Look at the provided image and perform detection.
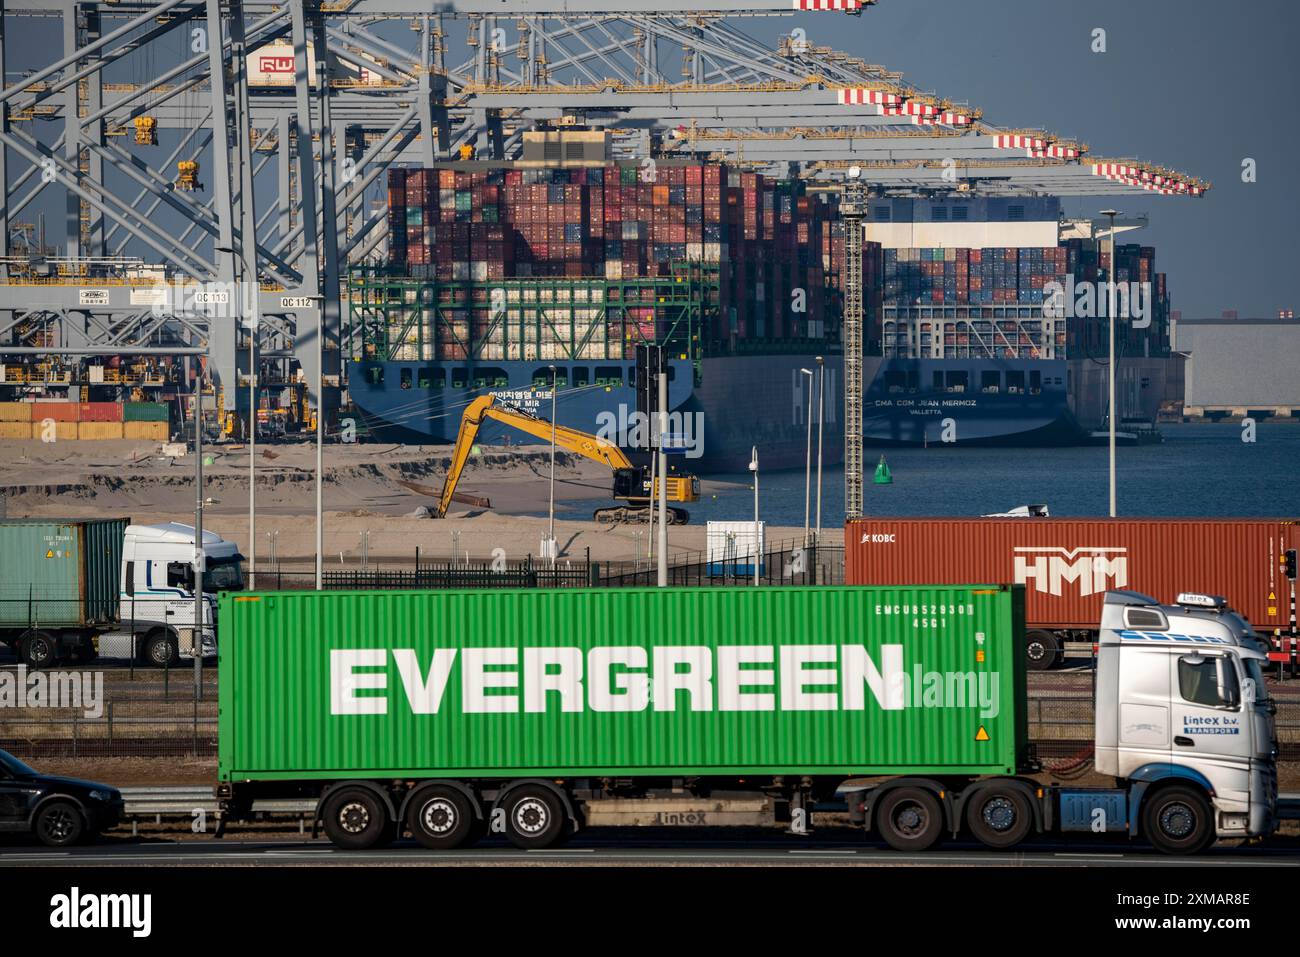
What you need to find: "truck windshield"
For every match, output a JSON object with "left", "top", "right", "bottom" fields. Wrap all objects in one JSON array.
[
  {"left": 1243, "top": 658, "right": 1272, "bottom": 703},
  {"left": 204, "top": 557, "right": 245, "bottom": 593}
]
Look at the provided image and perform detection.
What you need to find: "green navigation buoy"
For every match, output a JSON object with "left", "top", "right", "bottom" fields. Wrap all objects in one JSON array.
[{"left": 873, "top": 455, "right": 893, "bottom": 485}]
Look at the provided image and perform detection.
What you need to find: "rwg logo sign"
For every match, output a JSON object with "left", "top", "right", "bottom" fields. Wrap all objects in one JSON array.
[{"left": 1013, "top": 546, "right": 1128, "bottom": 597}]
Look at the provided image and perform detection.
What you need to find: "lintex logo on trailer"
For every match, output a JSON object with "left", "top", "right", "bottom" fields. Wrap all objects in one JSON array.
[
  {"left": 1013, "top": 546, "right": 1128, "bottom": 598},
  {"left": 330, "top": 645, "right": 1003, "bottom": 718}
]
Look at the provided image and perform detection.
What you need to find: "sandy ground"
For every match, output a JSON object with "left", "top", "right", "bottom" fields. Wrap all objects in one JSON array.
[{"left": 0, "top": 437, "right": 825, "bottom": 565}]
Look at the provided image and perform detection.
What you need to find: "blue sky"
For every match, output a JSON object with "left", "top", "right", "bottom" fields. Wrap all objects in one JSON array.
[{"left": 822, "top": 0, "right": 1299, "bottom": 317}]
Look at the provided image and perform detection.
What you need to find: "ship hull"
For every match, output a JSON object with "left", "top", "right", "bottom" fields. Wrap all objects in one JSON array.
[
  {"left": 348, "top": 353, "right": 1083, "bottom": 470},
  {"left": 862, "top": 357, "right": 1081, "bottom": 448}
]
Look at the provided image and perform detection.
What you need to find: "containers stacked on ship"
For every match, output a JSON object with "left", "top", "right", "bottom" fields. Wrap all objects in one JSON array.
[
  {"left": 862, "top": 196, "right": 1174, "bottom": 445},
  {"left": 347, "top": 153, "right": 876, "bottom": 469},
  {"left": 1062, "top": 239, "right": 1175, "bottom": 429}
]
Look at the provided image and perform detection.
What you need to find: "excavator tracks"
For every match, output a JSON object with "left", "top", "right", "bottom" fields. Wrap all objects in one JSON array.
[{"left": 594, "top": 506, "right": 690, "bottom": 525}]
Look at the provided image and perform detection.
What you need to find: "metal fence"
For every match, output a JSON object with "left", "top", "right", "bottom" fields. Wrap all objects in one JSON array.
[
  {"left": 0, "top": 671, "right": 219, "bottom": 757},
  {"left": 597, "top": 540, "right": 844, "bottom": 588},
  {"left": 262, "top": 559, "right": 596, "bottom": 591},
  {"left": 256, "top": 539, "right": 844, "bottom": 592}
]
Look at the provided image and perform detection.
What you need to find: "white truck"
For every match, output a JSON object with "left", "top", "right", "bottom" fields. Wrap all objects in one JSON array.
[
  {"left": 0, "top": 518, "right": 242, "bottom": 667},
  {"left": 842, "top": 588, "right": 1279, "bottom": 853}
]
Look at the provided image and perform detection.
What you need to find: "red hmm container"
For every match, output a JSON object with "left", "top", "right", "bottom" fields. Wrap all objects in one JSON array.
[{"left": 846, "top": 517, "right": 1300, "bottom": 653}]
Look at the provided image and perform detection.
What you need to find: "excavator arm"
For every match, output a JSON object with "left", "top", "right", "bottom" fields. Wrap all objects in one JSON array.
[
  {"left": 436, "top": 394, "right": 635, "bottom": 518},
  {"left": 435, "top": 395, "right": 496, "bottom": 518}
]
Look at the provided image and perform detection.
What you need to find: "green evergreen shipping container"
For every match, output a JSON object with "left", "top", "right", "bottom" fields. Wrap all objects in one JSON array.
[
  {"left": 0, "top": 518, "right": 128, "bottom": 628},
  {"left": 218, "top": 584, "right": 1026, "bottom": 782}
]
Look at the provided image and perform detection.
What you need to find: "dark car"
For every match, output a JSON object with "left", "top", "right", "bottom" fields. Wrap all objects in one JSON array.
[{"left": 0, "top": 749, "right": 124, "bottom": 847}]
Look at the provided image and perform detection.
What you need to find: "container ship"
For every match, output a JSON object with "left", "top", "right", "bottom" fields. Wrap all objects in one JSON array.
[
  {"left": 346, "top": 139, "right": 858, "bottom": 471},
  {"left": 864, "top": 196, "right": 1174, "bottom": 446},
  {"left": 345, "top": 138, "right": 1175, "bottom": 466}
]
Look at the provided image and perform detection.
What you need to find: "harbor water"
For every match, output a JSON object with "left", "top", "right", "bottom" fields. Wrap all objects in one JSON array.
[{"left": 545, "top": 423, "right": 1300, "bottom": 524}]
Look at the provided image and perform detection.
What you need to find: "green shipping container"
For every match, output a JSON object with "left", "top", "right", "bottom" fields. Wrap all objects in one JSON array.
[
  {"left": 123, "top": 401, "right": 169, "bottom": 422},
  {"left": 0, "top": 518, "right": 128, "bottom": 628},
  {"left": 219, "top": 585, "right": 1026, "bottom": 782}
]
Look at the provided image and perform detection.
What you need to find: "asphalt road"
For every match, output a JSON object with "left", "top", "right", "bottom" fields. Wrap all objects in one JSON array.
[{"left": 3, "top": 832, "right": 1300, "bottom": 867}]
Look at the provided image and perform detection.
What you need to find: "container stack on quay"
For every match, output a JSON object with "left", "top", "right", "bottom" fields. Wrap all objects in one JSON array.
[
  {"left": 366, "top": 161, "right": 874, "bottom": 363},
  {"left": 0, "top": 400, "right": 171, "bottom": 440}
]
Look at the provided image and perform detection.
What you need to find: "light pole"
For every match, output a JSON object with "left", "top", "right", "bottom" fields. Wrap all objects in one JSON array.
[
  {"left": 192, "top": 372, "right": 204, "bottom": 695},
  {"left": 300, "top": 293, "right": 326, "bottom": 590},
  {"left": 815, "top": 355, "right": 825, "bottom": 545},
  {"left": 316, "top": 307, "right": 323, "bottom": 589},
  {"left": 1100, "top": 209, "right": 1121, "bottom": 518},
  {"left": 656, "top": 354, "right": 668, "bottom": 587},
  {"left": 220, "top": 241, "right": 258, "bottom": 591},
  {"left": 800, "top": 367, "right": 814, "bottom": 549},
  {"left": 246, "top": 316, "right": 256, "bottom": 590},
  {"left": 545, "top": 364, "right": 558, "bottom": 563},
  {"left": 749, "top": 445, "right": 760, "bottom": 587}
]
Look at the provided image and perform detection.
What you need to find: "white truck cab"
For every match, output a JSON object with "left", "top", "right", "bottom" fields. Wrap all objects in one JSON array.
[
  {"left": 108, "top": 523, "right": 244, "bottom": 666},
  {"left": 1092, "top": 589, "right": 1278, "bottom": 849}
]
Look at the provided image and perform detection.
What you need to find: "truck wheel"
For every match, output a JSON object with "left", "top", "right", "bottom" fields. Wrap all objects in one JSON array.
[
  {"left": 406, "top": 786, "right": 474, "bottom": 850},
  {"left": 1142, "top": 786, "right": 1215, "bottom": 855},
  {"left": 34, "top": 800, "right": 85, "bottom": 848},
  {"left": 321, "top": 788, "right": 392, "bottom": 851},
  {"left": 19, "top": 631, "right": 57, "bottom": 669},
  {"left": 875, "top": 787, "right": 944, "bottom": 852},
  {"left": 142, "top": 630, "right": 178, "bottom": 668},
  {"left": 1025, "top": 630, "right": 1060, "bottom": 671},
  {"left": 966, "top": 786, "right": 1033, "bottom": 849},
  {"left": 502, "top": 785, "right": 565, "bottom": 850}
]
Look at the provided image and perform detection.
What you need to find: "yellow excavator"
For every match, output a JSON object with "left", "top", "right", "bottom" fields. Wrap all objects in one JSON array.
[{"left": 436, "top": 394, "right": 700, "bottom": 524}]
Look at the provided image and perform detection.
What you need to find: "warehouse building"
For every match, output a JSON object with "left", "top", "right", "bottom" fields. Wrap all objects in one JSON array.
[{"left": 1173, "top": 317, "right": 1300, "bottom": 417}]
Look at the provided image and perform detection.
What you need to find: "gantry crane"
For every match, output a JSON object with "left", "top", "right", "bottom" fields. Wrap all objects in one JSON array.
[
  {"left": 0, "top": 1, "right": 1209, "bottom": 426},
  {"left": 436, "top": 394, "right": 700, "bottom": 524}
]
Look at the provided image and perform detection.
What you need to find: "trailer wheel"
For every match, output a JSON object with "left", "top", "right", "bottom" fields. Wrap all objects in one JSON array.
[
  {"left": 966, "top": 786, "right": 1033, "bottom": 849},
  {"left": 1142, "top": 785, "right": 1215, "bottom": 856},
  {"left": 875, "top": 787, "right": 944, "bottom": 852},
  {"left": 1025, "top": 630, "right": 1060, "bottom": 671},
  {"left": 19, "top": 630, "right": 57, "bottom": 669},
  {"left": 34, "top": 799, "right": 85, "bottom": 848},
  {"left": 141, "top": 629, "right": 178, "bottom": 668},
  {"left": 321, "top": 788, "right": 391, "bottom": 851},
  {"left": 406, "top": 786, "right": 474, "bottom": 850},
  {"left": 502, "top": 785, "right": 565, "bottom": 850}
]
